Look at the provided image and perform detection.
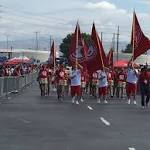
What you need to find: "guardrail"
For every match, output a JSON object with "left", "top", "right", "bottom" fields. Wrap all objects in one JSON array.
[{"left": 0, "top": 72, "right": 37, "bottom": 97}]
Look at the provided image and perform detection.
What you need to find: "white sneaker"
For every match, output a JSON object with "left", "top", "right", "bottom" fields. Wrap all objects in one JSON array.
[
  {"left": 104, "top": 100, "right": 108, "bottom": 104},
  {"left": 127, "top": 99, "right": 131, "bottom": 104},
  {"left": 133, "top": 101, "right": 137, "bottom": 105},
  {"left": 97, "top": 99, "right": 101, "bottom": 103},
  {"left": 72, "top": 97, "right": 75, "bottom": 104},
  {"left": 76, "top": 101, "right": 79, "bottom": 105},
  {"left": 80, "top": 98, "right": 84, "bottom": 103}
]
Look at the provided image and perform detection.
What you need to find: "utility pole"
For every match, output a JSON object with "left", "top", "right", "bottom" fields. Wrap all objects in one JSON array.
[
  {"left": 35, "top": 32, "right": 39, "bottom": 50},
  {"left": 116, "top": 26, "right": 120, "bottom": 61},
  {"left": 6, "top": 35, "right": 9, "bottom": 51},
  {"left": 112, "top": 33, "right": 115, "bottom": 51},
  {"left": 50, "top": 35, "right": 52, "bottom": 50},
  {"left": 101, "top": 32, "right": 103, "bottom": 44}
]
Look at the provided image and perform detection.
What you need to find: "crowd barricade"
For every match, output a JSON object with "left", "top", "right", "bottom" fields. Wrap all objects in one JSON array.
[{"left": 0, "top": 72, "right": 37, "bottom": 97}]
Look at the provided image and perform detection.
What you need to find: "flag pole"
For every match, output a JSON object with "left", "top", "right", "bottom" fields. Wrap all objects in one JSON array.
[
  {"left": 75, "top": 21, "right": 79, "bottom": 69},
  {"left": 132, "top": 10, "right": 135, "bottom": 62},
  {"left": 53, "top": 41, "right": 56, "bottom": 73}
]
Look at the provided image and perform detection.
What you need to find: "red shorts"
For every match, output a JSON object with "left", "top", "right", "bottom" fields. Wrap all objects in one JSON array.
[
  {"left": 71, "top": 86, "right": 81, "bottom": 97},
  {"left": 98, "top": 87, "right": 107, "bottom": 96},
  {"left": 126, "top": 82, "right": 137, "bottom": 95}
]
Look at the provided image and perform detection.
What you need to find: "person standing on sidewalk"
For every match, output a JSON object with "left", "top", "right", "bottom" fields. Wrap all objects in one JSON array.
[
  {"left": 139, "top": 66, "right": 150, "bottom": 108},
  {"left": 126, "top": 63, "right": 138, "bottom": 105}
]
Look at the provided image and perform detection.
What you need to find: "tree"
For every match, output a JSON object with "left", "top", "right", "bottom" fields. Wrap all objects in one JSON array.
[
  {"left": 59, "top": 33, "right": 90, "bottom": 59},
  {"left": 122, "top": 43, "right": 132, "bottom": 53}
]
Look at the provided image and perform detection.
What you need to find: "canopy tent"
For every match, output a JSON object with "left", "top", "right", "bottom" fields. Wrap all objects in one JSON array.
[
  {"left": 113, "top": 60, "right": 139, "bottom": 68},
  {"left": 5, "top": 56, "right": 31, "bottom": 65}
]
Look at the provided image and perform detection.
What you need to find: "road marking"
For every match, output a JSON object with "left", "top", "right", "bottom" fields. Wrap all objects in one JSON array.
[
  {"left": 128, "top": 147, "right": 136, "bottom": 150},
  {"left": 100, "top": 117, "right": 111, "bottom": 126},
  {"left": 87, "top": 105, "right": 93, "bottom": 110},
  {"left": 19, "top": 118, "right": 31, "bottom": 124}
]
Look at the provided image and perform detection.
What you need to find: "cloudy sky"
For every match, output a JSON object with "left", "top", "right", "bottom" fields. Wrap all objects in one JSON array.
[{"left": 0, "top": 0, "right": 150, "bottom": 45}]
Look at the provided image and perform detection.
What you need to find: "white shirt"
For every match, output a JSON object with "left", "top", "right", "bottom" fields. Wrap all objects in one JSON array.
[
  {"left": 70, "top": 69, "right": 81, "bottom": 86},
  {"left": 126, "top": 68, "right": 138, "bottom": 84},
  {"left": 97, "top": 70, "right": 108, "bottom": 88}
]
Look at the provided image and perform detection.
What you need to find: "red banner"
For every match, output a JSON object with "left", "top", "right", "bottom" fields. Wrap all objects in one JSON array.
[
  {"left": 69, "top": 22, "right": 87, "bottom": 69},
  {"left": 131, "top": 11, "right": 150, "bottom": 60},
  {"left": 107, "top": 48, "right": 113, "bottom": 69},
  {"left": 87, "top": 23, "right": 107, "bottom": 74},
  {"left": 49, "top": 41, "right": 56, "bottom": 66}
]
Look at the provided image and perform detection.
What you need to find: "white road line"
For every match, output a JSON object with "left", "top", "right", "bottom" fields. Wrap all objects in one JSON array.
[
  {"left": 128, "top": 147, "right": 136, "bottom": 150},
  {"left": 100, "top": 117, "right": 111, "bottom": 126},
  {"left": 87, "top": 105, "right": 93, "bottom": 110},
  {"left": 19, "top": 118, "right": 31, "bottom": 124}
]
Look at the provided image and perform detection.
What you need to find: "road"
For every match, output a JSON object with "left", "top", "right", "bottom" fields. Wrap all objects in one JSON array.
[{"left": 0, "top": 83, "right": 150, "bottom": 150}]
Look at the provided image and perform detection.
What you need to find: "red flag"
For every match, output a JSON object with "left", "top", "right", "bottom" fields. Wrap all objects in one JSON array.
[
  {"left": 107, "top": 48, "right": 113, "bottom": 69},
  {"left": 49, "top": 41, "right": 56, "bottom": 67},
  {"left": 69, "top": 22, "right": 88, "bottom": 68},
  {"left": 131, "top": 11, "right": 150, "bottom": 60},
  {"left": 87, "top": 23, "right": 107, "bottom": 74}
]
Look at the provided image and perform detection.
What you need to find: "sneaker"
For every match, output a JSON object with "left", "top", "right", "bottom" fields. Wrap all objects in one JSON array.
[
  {"left": 127, "top": 99, "right": 131, "bottom": 104},
  {"left": 97, "top": 99, "right": 101, "bottom": 103},
  {"left": 76, "top": 101, "right": 79, "bottom": 105},
  {"left": 133, "top": 101, "right": 137, "bottom": 105},
  {"left": 80, "top": 98, "right": 84, "bottom": 103},
  {"left": 104, "top": 100, "right": 108, "bottom": 104},
  {"left": 72, "top": 97, "right": 75, "bottom": 104}
]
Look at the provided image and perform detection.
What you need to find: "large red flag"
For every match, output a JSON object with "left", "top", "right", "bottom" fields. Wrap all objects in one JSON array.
[
  {"left": 49, "top": 41, "right": 56, "bottom": 67},
  {"left": 69, "top": 22, "right": 87, "bottom": 69},
  {"left": 87, "top": 23, "right": 107, "bottom": 73},
  {"left": 131, "top": 11, "right": 150, "bottom": 60},
  {"left": 69, "top": 22, "right": 87, "bottom": 68},
  {"left": 107, "top": 48, "right": 113, "bottom": 69}
]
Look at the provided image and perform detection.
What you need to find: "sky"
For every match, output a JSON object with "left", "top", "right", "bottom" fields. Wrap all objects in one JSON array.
[{"left": 0, "top": 0, "right": 150, "bottom": 46}]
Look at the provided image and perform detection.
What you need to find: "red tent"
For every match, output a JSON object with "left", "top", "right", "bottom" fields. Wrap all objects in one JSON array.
[
  {"left": 113, "top": 60, "right": 139, "bottom": 68},
  {"left": 5, "top": 56, "right": 31, "bottom": 65}
]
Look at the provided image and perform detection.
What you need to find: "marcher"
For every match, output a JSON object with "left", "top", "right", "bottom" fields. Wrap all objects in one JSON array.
[
  {"left": 97, "top": 68, "right": 108, "bottom": 104},
  {"left": 70, "top": 63, "right": 83, "bottom": 105},
  {"left": 139, "top": 66, "right": 150, "bottom": 108},
  {"left": 126, "top": 63, "right": 138, "bottom": 104},
  {"left": 107, "top": 69, "right": 114, "bottom": 98},
  {"left": 38, "top": 65, "right": 48, "bottom": 96},
  {"left": 117, "top": 68, "right": 126, "bottom": 99},
  {"left": 55, "top": 64, "right": 66, "bottom": 101}
]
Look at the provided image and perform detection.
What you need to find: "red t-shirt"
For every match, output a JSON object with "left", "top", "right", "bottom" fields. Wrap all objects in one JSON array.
[
  {"left": 139, "top": 71, "right": 149, "bottom": 84},
  {"left": 118, "top": 72, "right": 126, "bottom": 82},
  {"left": 39, "top": 69, "right": 48, "bottom": 79}
]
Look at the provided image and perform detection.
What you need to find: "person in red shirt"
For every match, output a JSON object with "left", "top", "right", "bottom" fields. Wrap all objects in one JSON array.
[
  {"left": 55, "top": 64, "right": 67, "bottom": 101},
  {"left": 107, "top": 69, "right": 114, "bottom": 98},
  {"left": 139, "top": 66, "right": 150, "bottom": 108},
  {"left": 80, "top": 70, "right": 87, "bottom": 102},
  {"left": 91, "top": 71, "right": 98, "bottom": 98},
  {"left": 117, "top": 68, "right": 126, "bottom": 99},
  {"left": 38, "top": 65, "right": 48, "bottom": 96}
]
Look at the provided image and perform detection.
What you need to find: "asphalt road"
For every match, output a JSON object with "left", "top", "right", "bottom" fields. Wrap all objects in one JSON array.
[{"left": 0, "top": 83, "right": 150, "bottom": 150}]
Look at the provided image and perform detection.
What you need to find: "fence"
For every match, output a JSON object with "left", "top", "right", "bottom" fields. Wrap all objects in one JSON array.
[{"left": 0, "top": 72, "right": 37, "bottom": 97}]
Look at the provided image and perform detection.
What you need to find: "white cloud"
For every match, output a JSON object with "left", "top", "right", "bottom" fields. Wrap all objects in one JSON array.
[
  {"left": 85, "top": 1, "right": 116, "bottom": 10},
  {"left": 139, "top": 0, "right": 150, "bottom": 4}
]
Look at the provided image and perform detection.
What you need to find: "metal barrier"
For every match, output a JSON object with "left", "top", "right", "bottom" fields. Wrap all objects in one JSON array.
[{"left": 0, "top": 72, "right": 37, "bottom": 97}]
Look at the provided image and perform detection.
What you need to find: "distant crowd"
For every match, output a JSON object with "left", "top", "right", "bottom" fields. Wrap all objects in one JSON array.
[
  {"left": 37, "top": 63, "right": 150, "bottom": 108},
  {"left": 0, "top": 64, "right": 37, "bottom": 77}
]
